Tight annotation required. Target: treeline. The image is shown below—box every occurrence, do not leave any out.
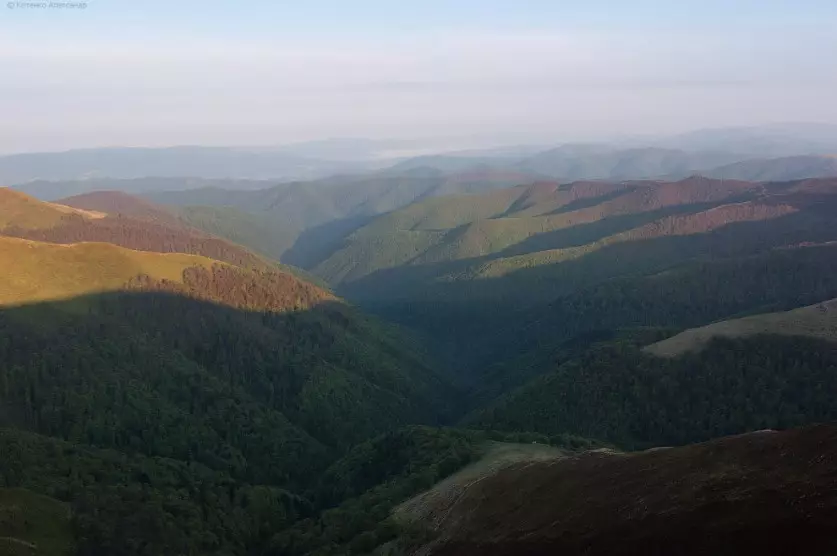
[2,214,269,269]
[128,264,334,313]
[467,334,837,448]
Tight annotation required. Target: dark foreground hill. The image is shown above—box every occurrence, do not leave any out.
[401,424,837,556]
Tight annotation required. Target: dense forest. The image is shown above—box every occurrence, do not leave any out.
[467,334,837,448]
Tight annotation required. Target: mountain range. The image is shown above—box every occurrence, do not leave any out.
[5,130,837,555]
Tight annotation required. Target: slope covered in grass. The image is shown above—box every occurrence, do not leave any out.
[646,297,837,357]
[1,190,276,270]
[0,236,218,305]
[404,424,837,556]
[58,190,183,226]
[0,488,73,556]
[0,188,103,230]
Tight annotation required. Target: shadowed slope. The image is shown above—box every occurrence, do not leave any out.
[407,425,837,556]
[0,488,73,556]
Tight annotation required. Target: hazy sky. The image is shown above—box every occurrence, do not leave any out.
[2,0,837,153]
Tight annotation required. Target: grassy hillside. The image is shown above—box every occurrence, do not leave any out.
[403,424,837,556]
[0,489,73,556]
[0,236,217,305]
[271,426,600,556]
[58,190,183,226]
[1,189,277,270]
[645,297,837,357]
[0,188,104,230]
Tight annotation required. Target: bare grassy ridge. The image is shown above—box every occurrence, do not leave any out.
[646,297,837,356]
[0,188,104,230]
[4,215,271,270]
[58,190,183,227]
[0,236,219,305]
[408,425,837,556]
[1,189,272,270]
[0,488,73,556]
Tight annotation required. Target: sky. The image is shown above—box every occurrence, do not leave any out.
[1,0,837,153]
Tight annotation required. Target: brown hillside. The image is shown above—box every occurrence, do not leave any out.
[0,188,104,229]
[0,235,218,305]
[0,234,334,313]
[1,190,273,269]
[59,190,182,226]
[2,215,270,270]
[407,425,837,556]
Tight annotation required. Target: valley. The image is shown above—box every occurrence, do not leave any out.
[4,132,837,555]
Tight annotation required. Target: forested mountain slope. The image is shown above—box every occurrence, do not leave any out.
[6,169,837,556]
[146,171,538,267]
[465,334,837,448]
[307,178,837,373]
[314,176,768,286]
[0,205,463,554]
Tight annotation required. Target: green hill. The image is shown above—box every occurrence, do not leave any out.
[313,176,769,287]
[0,189,104,230]
[0,235,219,305]
[0,489,73,556]
[58,190,183,226]
[0,188,274,271]
[646,297,837,357]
